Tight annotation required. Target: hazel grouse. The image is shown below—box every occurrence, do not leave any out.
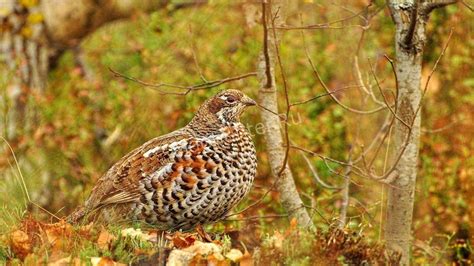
[68,90,257,231]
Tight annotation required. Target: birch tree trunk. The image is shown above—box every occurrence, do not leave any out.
[257,0,313,228]
[384,1,457,264]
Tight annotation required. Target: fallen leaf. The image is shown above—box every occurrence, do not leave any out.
[196,225,213,242]
[239,251,254,266]
[182,241,224,260]
[91,257,126,266]
[44,222,73,249]
[285,218,298,236]
[97,229,116,250]
[224,249,243,262]
[203,254,227,265]
[10,230,32,260]
[171,232,196,249]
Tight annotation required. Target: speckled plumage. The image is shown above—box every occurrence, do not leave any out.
[69,90,257,230]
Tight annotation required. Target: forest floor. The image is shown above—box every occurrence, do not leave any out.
[2,216,400,265]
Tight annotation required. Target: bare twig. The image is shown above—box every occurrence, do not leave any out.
[421,119,458,133]
[188,25,208,83]
[300,28,387,114]
[109,67,257,95]
[370,28,453,182]
[300,151,342,190]
[353,56,385,107]
[422,29,454,97]
[352,112,392,164]
[268,6,292,177]
[420,0,459,15]
[290,86,358,107]
[368,58,411,129]
[461,0,474,11]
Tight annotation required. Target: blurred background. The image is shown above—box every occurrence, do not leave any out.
[1,0,473,264]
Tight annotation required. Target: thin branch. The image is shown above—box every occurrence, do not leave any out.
[300,28,387,114]
[461,0,474,11]
[422,29,454,96]
[188,25,207,83]
[366,108,396,171]
[256,104,285,120]
[368,58,411,129]
[109,67,257,95]
[289,145,366,179]
[300,151,342,190]
[420,0,459,15]
[353,56,385,107]
[268,5,292,177]
[289,86,359,107]
[276,25,365,31]
[370,29,453,182]
[352,112,392,164]
[421,119,458,133]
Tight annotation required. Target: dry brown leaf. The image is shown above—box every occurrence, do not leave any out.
[239,251,254,266]
[224,249,243,262]
[97,229,116,251]
[171,232,197,249]
[204,254,228,266]
[91,257,126,266]
[285,218,298,236]
[44,222,74,250]
[182,241,224,260]
[10,230,32,260]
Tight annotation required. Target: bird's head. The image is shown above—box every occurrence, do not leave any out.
[192,89,256,128]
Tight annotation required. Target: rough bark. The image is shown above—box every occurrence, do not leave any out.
[384,0,456,264]
[257,0,313,228]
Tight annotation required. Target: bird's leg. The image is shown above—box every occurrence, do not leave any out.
[156,231,170,265]
[196,224,213,242]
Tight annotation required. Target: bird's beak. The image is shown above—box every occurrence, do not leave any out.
[242,95,257,106]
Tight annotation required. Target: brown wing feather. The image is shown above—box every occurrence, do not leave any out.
[84,129,192,211]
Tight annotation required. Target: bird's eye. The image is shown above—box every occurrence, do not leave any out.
[226,96,237,104]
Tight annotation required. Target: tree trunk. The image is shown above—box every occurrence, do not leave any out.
[257,0,313,228]
[1,1,49,138]
[384,1,456,264]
